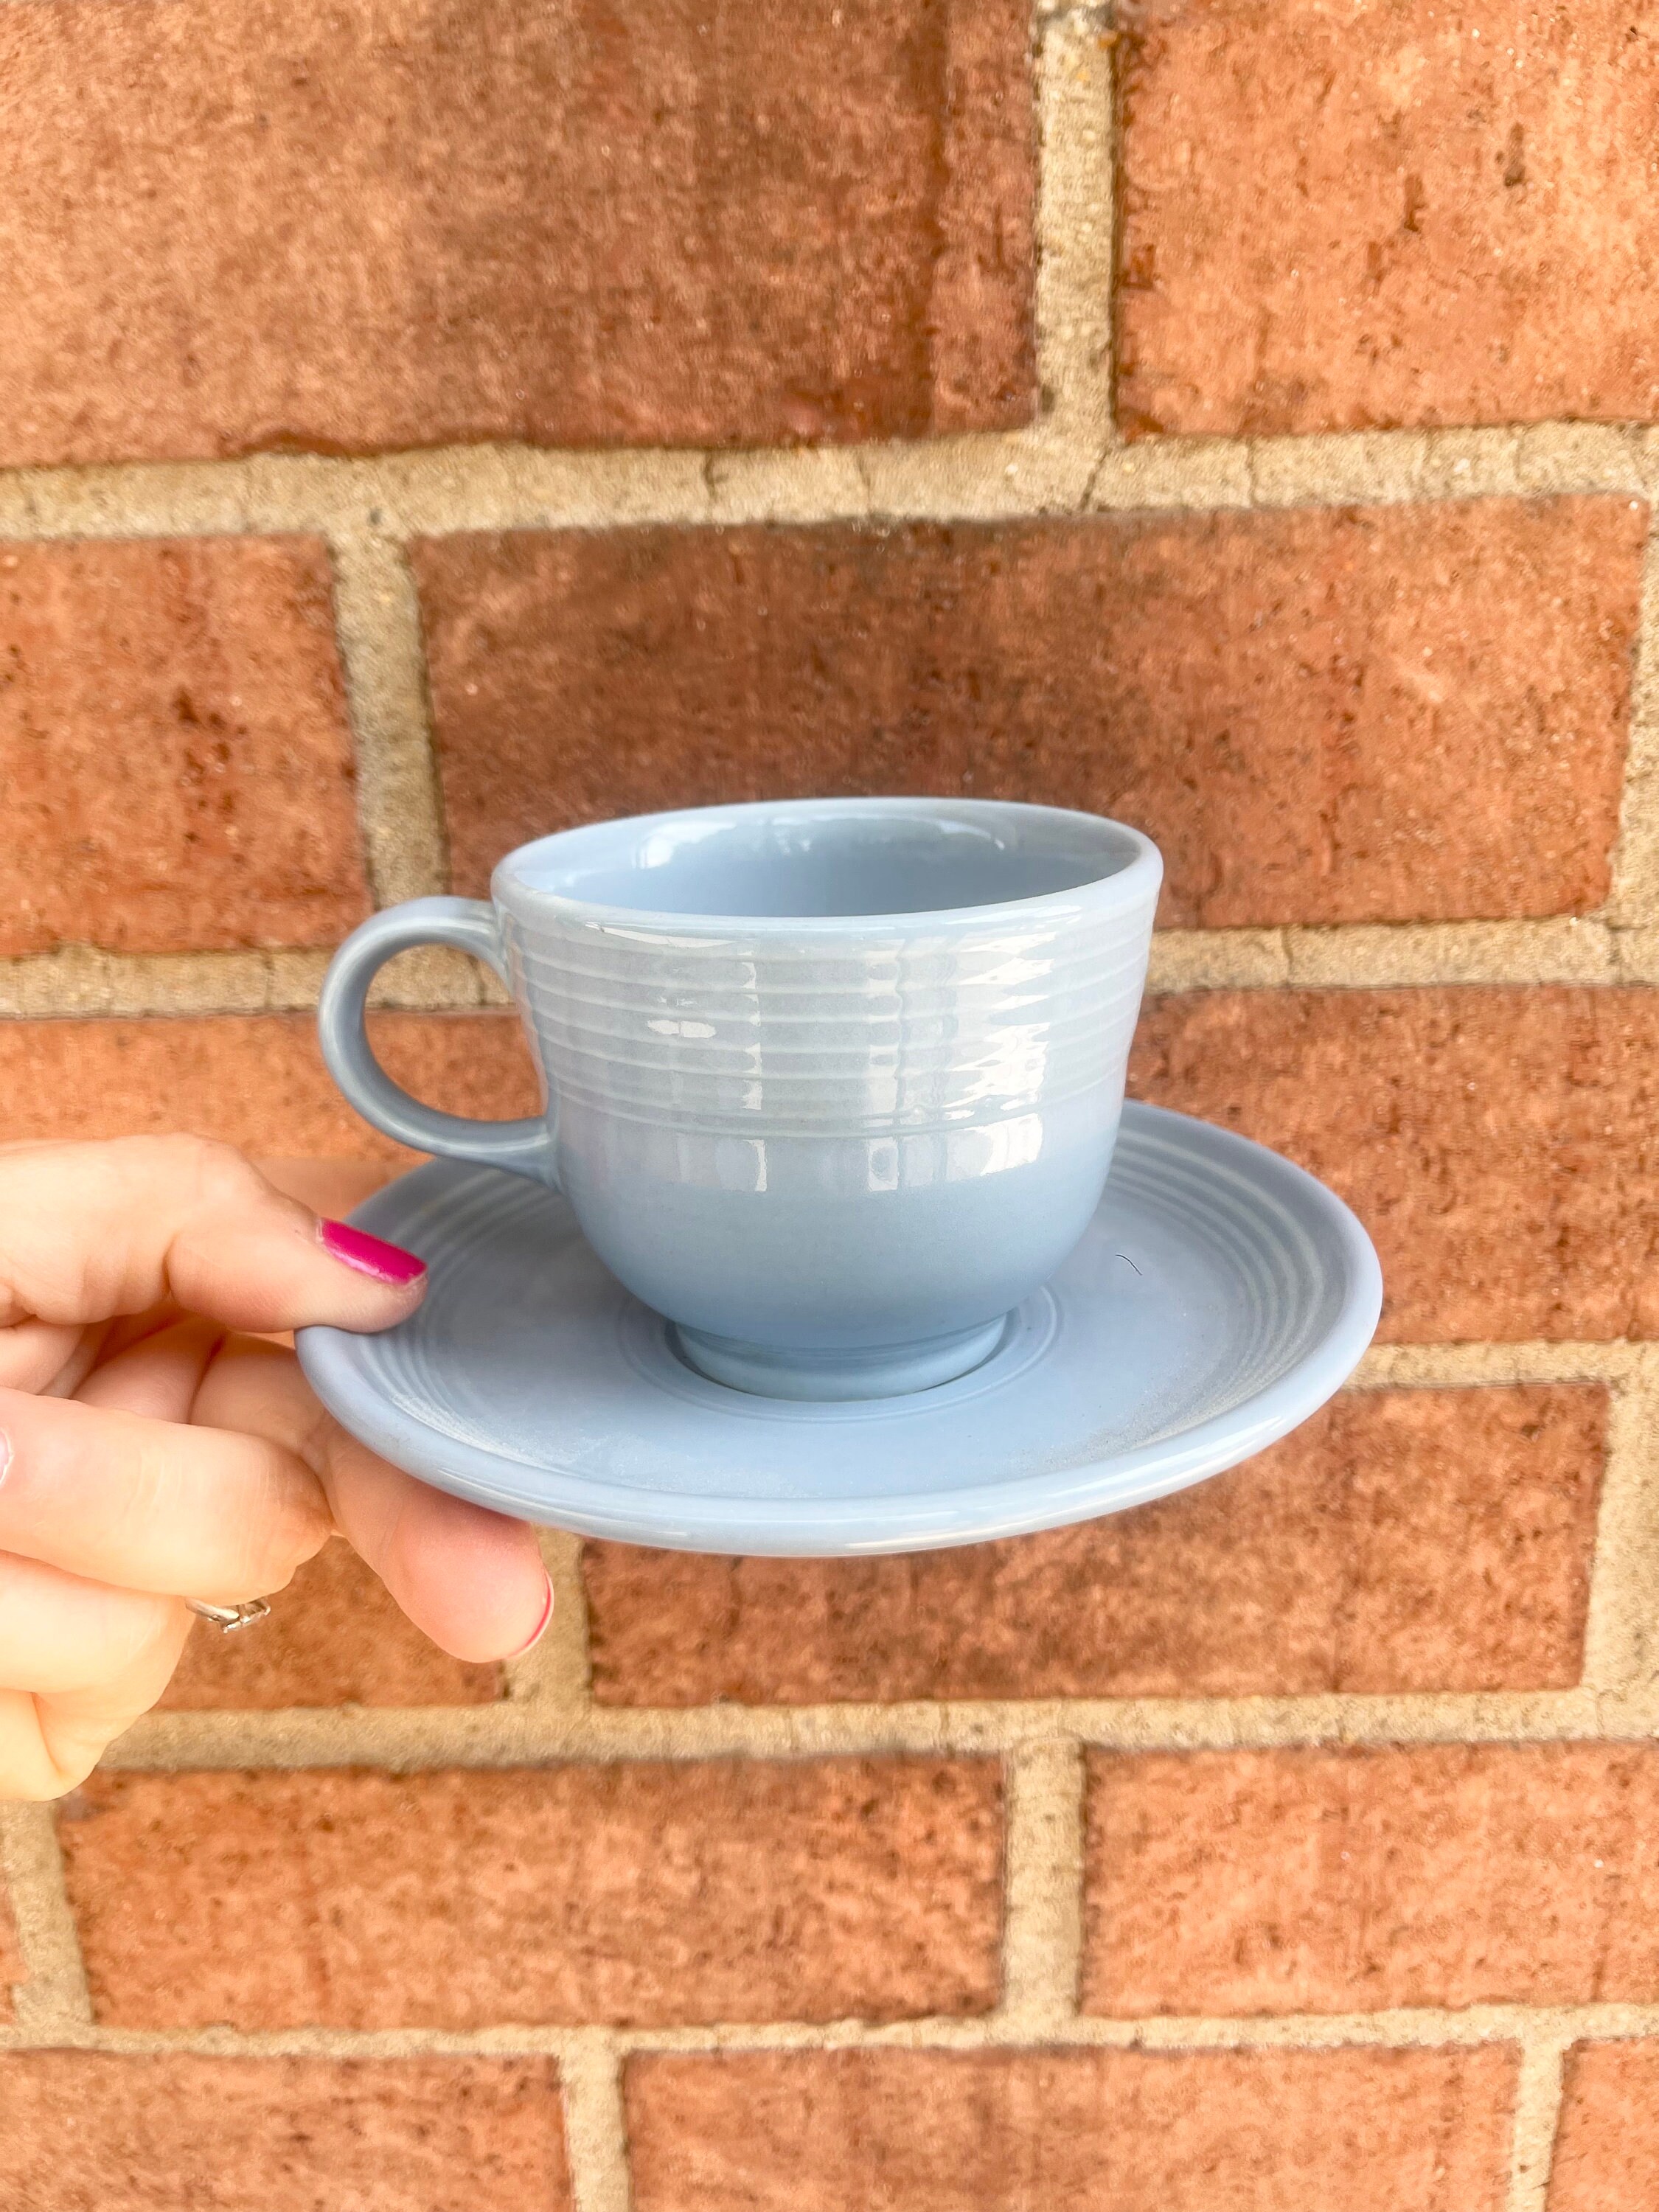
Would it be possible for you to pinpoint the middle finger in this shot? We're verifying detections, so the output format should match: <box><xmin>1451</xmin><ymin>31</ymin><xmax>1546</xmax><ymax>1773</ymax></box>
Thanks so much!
<box><xmin>196</xmin><ymin>1336</ymin><xmax>551</xmax><ymax>1660</ymax></box>
<box><xmin>0</xmin><ymin>1383</ymin><xmax>333</xmax><ymax>1601</ymax></box>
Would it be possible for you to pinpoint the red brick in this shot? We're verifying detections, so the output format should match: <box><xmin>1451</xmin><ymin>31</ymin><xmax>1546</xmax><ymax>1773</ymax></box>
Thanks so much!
<box><xmin>1116</xmin><ymin>0</ymin><xmax>1659</xmax><ymax>437</ymax></box>
<box><xmin>0</xmin><ymin>1012</ymin><xmax>536</xmax><ymax>1158</ymax></box>
<box><xmin>0</xmin><ymin>0</ymin><xmax>1032</xmax><ymax>467</ymax></box>
<box><xmin>1085</xmin><ymin>1743</ymin><xmax>1659</xmax><ymax>2017</ymax></box>
<box><xmin>625</xmin><ymin>2046</ymin><xmax>1515</xmax><ymax>2212</ymax></box>
<box><xmin>159</xmin><ymin>1540</ymin><xmax>501</xmax><ymax>1710</ymax></box>
<box><xmin>586</xmin><ymin>1385</ymin><xmax>1604</xmax><ymax>1704</ymax></box>
<box><xmin>415</xmin><ymin>501</ymin><xmax>1639</xmax><ymax>928</ymax></box>
<box><xmin>0</xmin><ymin>1885</ymin><xmax>20</xmax><ymax>2023</ymax></box>
<box><xmin>60</xmin><ymin>1761</ymin><xmax>1001</xmax><ymax>2028</ymax></box>
<box><xmin>0</xmin><ymin>539</ymin><xmax>364</xmax><ymax>955</ymax></box>
<box><xmin>0</xmin><ymin>2053</ymin><xmax>570</xmax><ymax>2212</ymax></box>
<box><xmin>1133</xmin><ymin>986</ymin><xmax>1659</xmax><ymax>1341</ymax></box>
<box><xmin>1548</xmin><ymin>2041</ymin><xmax>1659</xmax><ymax>2211</ymax></box>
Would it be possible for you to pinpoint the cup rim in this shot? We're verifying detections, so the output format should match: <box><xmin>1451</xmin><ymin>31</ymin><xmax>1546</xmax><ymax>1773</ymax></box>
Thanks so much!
<box><xmin>491</xmin><ymin>796</ymin><xmax>1164</xmax><ymax>934</ymax></box>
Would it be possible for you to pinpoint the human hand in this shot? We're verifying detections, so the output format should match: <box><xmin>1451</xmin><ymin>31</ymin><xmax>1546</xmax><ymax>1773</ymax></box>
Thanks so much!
<box><xmin>0</xmin><ymin>1136</ymin><xmax>552</xmax><ymax>1798</ymax></box>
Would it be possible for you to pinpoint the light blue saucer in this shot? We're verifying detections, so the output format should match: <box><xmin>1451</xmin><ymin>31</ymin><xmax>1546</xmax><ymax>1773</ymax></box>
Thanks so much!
<box><xmin>296</xmin><ymin>1103</ymin><xmax>1382</xmax><ymax>1556</ymax></box>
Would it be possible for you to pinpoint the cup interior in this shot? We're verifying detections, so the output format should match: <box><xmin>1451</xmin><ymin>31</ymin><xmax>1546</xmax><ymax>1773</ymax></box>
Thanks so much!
<box><xmin>504</xmin><ymin>800</ymin><xmax>1151</xmax><ymax>921</ymax></box>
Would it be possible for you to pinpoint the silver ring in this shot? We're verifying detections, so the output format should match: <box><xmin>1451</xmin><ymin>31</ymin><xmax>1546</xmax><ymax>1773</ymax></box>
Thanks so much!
<box><xmin>187</xmin><ymin>1597</ymin><xmax>271</xmax><ymax>1633</ymax></box>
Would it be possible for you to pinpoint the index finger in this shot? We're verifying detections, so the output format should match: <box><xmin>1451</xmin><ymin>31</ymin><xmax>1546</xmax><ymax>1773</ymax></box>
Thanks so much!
<box><xmin>0</xmin><ymin>1135</ymin><xmax>427</xmax><ymax>1336</ymax></box>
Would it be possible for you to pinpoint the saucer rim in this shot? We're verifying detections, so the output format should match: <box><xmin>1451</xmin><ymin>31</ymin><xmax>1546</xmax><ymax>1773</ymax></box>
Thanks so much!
<box><xmin>297</xmin><ymin>1102</ymin><xmax>1382</xmax><ymax>1556</ymax></box>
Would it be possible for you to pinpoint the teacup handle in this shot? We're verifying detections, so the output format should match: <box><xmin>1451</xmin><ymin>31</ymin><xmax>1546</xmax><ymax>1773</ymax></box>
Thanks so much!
<box><xmin>317</xmin><ymin>898</ymin><xmax>558</xmax><ymax>1186</ymax></box>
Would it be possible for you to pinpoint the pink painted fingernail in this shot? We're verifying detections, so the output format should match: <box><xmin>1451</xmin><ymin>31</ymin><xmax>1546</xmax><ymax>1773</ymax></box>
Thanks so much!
<box><xmin>319</xmin><ymin>1219</ymin><xmax>427</xmax><ymax>1287</ymax></box>
<box><xmin>511</xmin><ymin>1571</ymin><xmax>556</xmax><ymax>1658</ymax></box>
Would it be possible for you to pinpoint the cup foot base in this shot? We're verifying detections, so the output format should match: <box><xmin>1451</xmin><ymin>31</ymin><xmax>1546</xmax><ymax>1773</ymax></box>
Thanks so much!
<box><xmin>670</xmin><ymin>1315</ymin><xmax>1012</xmax><ymax>1402</ymax></box>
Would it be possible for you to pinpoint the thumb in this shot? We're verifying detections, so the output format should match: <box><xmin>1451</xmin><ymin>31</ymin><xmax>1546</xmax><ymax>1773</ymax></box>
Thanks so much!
<box><xmin>0</xmin><ymin>1135</ymin><xmax>426</xmax><ymax>1336</ymax></box>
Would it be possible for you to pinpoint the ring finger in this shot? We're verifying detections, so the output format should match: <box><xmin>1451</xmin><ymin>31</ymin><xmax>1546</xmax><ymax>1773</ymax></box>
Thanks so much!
<box><xmin>0</xmin><ymin>1548</ymin><xmax>187</xmax><ymax>1694</ymax></box>
<box><xmin>0</xmin><ymin>1552</ymin><xmax>189</xmax><ymax>1799</ymax></box>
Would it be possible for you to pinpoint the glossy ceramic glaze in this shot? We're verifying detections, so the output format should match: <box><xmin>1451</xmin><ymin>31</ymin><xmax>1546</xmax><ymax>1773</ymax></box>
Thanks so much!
<box><xmin>318</xmin><ymin>799</ymin><xmax>1162</xmax><ymax>1398</ymax></box>
<box><xmin>296</xmin><ymin>1103</ymin><xmax>1384</xmax><ymax>1554</ymax></box>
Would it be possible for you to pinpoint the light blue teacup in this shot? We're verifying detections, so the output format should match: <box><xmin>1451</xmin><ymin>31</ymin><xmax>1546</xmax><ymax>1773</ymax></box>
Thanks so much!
<box><xmin>319</xmin><ymin>798</ymin><xmax>1162</xmax><ymax>1400</ymax></box>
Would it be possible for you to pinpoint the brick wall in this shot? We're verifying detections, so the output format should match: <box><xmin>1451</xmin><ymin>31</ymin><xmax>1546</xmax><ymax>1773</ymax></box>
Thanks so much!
<box><xmin>1</xmin><ymin>2</ymin><xmax>1658</xmax><ymax>2205</ymax></box>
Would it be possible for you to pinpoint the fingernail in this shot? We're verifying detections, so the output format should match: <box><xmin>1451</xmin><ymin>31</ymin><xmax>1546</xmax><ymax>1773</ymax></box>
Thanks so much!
<box><xmin>0</xmin><ymin>1432</ymin><xmax>10</xmax><ymax>1487</ymax></box>
<box><xmin>319</xmin><ymin>1219</ymin><xmax>427</xmax><ymax>1287</ymax></box>
<box><xmin>511</xmin><ymin>1570</ymin><xmax>556</xmax><ymax>1658</ymax></box>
